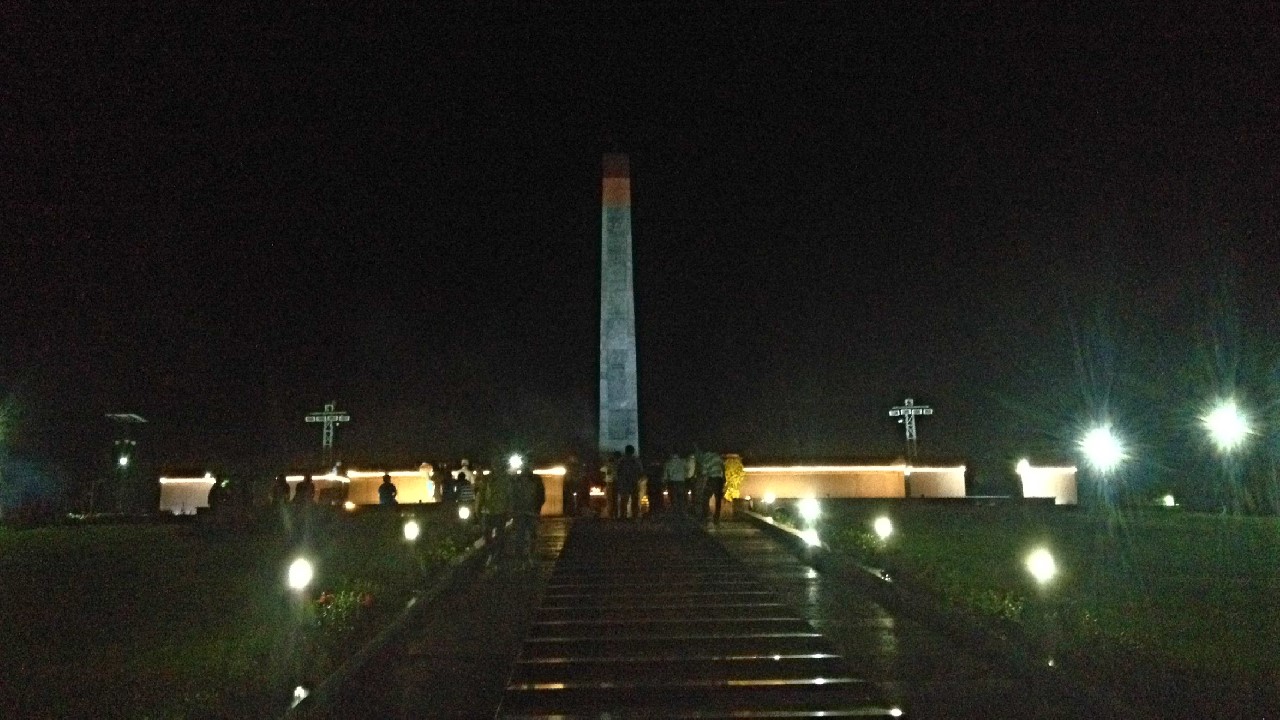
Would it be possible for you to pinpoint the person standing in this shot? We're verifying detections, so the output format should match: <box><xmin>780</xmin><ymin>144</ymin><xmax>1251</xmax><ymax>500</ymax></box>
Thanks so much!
<box><xmin>700</xmin><ymin>449</ymin><xmax>726</xmax><ymax>523</ymax></box>
<box><xmin>510</xmin><ymin>464</ymin><xmax>544</xmax><ymax>566</ymax></box>
<box><xmin>270</xmin><ymin>474</ymin><xmax>290</xmax><ymax>505</ymax></box>
<box><xmin>663</xmin><ymin>451</ymin><xmax>687</xmax><ymax>515</ymax></box>
<box><xmin>293</xmin><ymin>474</ymin><xmax>316</xmax><ymax>504</ymax></box>
<box><xmin>601</xmin><ymin>452</ymin><xmax>619</xmax><ymax>519</ymax></box>
<box><xmin>562</xmin><ymin>453</ymin><xmax>582</xmax><ymax>517</ymax></box>
<box><xmin>378</xmin><ymin>473</ymin><xmax>398</xmax><ymax>507</ymax></box>
<box><xmin>615</xmin><ymin>445</ymin><xmax>643</xmax><ymax>520</ymax></box>
<box><xmin>688</xmin><ymin>449</ymin><xmax>707</xmax><ymax>520</ymax></box>
<box><xmin>455</xmin><ymin>469</ymin><xmax>476</xmax><ymax>509</ymax></box>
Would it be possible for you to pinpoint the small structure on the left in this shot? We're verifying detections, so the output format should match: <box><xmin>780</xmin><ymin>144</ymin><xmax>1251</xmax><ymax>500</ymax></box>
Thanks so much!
<box><xmin>158</xmin><ymin>472</ymin><xmax>217</xmax><ymax>515</ymax></box>
<box><xmin>104</xmin><ymin>412</ymin><xmax>147</xmax><ymax>513</ymax></box>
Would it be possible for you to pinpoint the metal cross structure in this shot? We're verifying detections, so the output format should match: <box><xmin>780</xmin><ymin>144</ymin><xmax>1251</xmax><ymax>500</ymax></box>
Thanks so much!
<box><xmin>305</xmin><ymin>402</ymin><xmax>350</xmax><ymax>464</ymax></box>
<box><xmin>889</xmin><ymin>397</ymin><xmax>933</xmax><ymax>461</ymax></box>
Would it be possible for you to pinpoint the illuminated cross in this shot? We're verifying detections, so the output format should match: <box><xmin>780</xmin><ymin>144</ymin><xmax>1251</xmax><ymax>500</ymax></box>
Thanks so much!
<box><xmin>305</xmin><ymin>402</ymin><xmax>350</xmax><ymax>464</ymax></box>
<box><xmin>889</xmin><ymin>397</ymin><xmax>933</xmax><ymax>460</ymax></box>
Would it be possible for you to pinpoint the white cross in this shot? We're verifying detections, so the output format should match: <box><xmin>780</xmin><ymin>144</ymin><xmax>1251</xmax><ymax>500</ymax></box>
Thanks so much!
<box><xmin>889</xmin><ymin>397</ymin><xmax>933</xmax><ymax>460</ymax></box>
<box><xmin>305</xmin><ymin>402</ymin><xmax>350</xmax><ymax>461</ymax></box>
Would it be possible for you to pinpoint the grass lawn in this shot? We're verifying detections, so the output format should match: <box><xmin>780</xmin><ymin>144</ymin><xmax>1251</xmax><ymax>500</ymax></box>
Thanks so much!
<box><xmin>0</xmin><ymin>506</ymin><xmax>477</xmax><ymax>719</ymax></box>
<box><xmin>815</xmin><ymin>502</ymin><xmax>1280</xmax><ymax>694</ymax></box>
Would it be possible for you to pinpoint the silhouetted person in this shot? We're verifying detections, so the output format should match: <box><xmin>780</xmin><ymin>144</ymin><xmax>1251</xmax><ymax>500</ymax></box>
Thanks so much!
<box><xmin>664</xmin><ymin>451</ymin><xmax>687</xmax><ymax>515</ymax></box>
<box><xmin>700</xmin><ymin>449</ymin><xmax>726</xmax><ymax>523</ymax></box>
<box><xmin>293</xmin><ymin>474</ymin><xmax>315</xmax><ymax>504</ymax></box>
<box><xmin>270</xmin><ymin>474</ymin><xmax>290</xmax><ymax>505</ymax></box>
<box><xmin>616</xmin><ymin>445</ymin><xmax>642</xmax><ymax>520</ymax></box>
<box><xmin>206</xmin><ymin>478</ymin><xmax>227</xmax><ymax>513</ymax></box>
<box><xmin>511</xmin><ymin>464</ymin><xmax>544</xmax><ymax>565</ymax></box>
<box><xmin>378</xmin><ymin>473</ymin><xmax>398</xmax><ymax>506</ymax></box>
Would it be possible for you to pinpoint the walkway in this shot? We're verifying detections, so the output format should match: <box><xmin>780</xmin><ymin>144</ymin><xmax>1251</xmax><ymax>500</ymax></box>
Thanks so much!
<box><xmin>330</xmin><ymin>514</ymin><xmax>1100</xmax><ymax>718</ymax></box>
<box><xmin>496</xmin><ymin>517</ymin><xmax>900</xmax><ymax>718</ymax></box>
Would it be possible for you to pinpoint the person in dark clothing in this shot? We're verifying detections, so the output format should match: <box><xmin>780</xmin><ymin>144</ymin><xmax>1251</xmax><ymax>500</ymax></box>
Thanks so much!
<box><xmin>293</xmin><ymin>475</ymin><xmax>315</xmax><ymax>504</ymax></box>
<box><xmin>511</xmin><ymin>465</ymin><xmax>544</xmax><ymax>565</ymax></box>
<box><xmin>615</xmin><ymin>445</ymin><xmax>643</xmax><ymax>520</ymax></box>
<box><xmin>378</xmin><ymin>473</ymin><xmax>398</xmax><ymax>506</ymax></box>
<box><xmin>270</xmin><ymin>474</ymin><xmax>290</xmax><ymax>505</ymax></box>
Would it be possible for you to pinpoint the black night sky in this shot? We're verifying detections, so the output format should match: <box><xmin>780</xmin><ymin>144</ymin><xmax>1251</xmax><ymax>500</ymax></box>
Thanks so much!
<box><xmin>4</xmin><ymin>5</ymin><xmax>1278</xmax><ymax>491</ymax></box>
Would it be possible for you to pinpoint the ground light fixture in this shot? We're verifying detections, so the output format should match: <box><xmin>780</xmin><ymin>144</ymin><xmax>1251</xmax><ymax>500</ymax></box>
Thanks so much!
<box><xmin>1162</xmin><ymin>494</ymin><xmax>1176</xmax><ymax>507</ymax></box>
<box><xmin>1202</xmin><ymin>399</ymin><xmax>1251</xmax><ymax>453</ymax></box>
<box><xmin>457</xmin><ymin>505</ymin><xmax>472</xmax><ymax>521</ymax></box>
<box><xmin>1079</xmin><ymin>425</ymin><xmax>1125</xmax><ymax>474</ymax></box>
<box><xmin>1026</xmin><ymin>548</ymin><xmax>1057</xmax><ymax>585</ymax></box>
<box><xmin>403</xmin><ymin>519</ymin><xmax>421</xmax><ymax>541</ymax></box>
<box><xmin>287</xmin><ymin>558</ymin><xmax>314</xmax><ymax>591</ymax></box>
<box><xmin>873</xmin><ymin>516</ymin><xmax>894</xmax><ymax>541</ymax></box>
<box><xmin>798</xmin><ymin>498</ymin><xmax>821</xmax><ymax>524</ymax></box>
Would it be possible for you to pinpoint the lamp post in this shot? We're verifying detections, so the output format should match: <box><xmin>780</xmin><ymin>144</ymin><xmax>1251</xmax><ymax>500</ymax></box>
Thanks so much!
<box><xmin>1026</xmin><ymin>547</ymin><xmax>1060</xmax><ymax>666</ymax></box>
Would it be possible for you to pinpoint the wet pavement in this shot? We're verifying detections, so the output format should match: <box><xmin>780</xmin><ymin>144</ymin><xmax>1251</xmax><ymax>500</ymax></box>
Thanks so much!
<box><xmin>328</xmin><ymin>514</ymin><xmax>1106</xmax><ymax>719</ymax></box>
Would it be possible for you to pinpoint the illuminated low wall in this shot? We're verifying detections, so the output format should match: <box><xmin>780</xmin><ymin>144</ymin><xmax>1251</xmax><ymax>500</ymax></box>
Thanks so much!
<box><xmin>158</xmin><ymin>477</ymin><xmax>216</xmax><ymax>515</ymax></box>
<box><xmin>741</xmin><ymin>464</ymin><xmax>966</xmax><ymax>500</ymax></box>
<box><xmin>1016</xmin><ymin>463</ymin><xmax>1078</xmax><ymax>505</ymax></box>
<box><xmin>287</xmin><ymin>468</ymin><xmax>437</xmax><ymax>505</ymax></box>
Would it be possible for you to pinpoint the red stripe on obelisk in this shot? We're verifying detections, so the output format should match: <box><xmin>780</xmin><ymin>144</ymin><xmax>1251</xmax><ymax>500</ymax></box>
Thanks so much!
<box><xmin>602</xmin><ymin>153</ymin><xmax>630</xmax><ymax>208</ymax></box>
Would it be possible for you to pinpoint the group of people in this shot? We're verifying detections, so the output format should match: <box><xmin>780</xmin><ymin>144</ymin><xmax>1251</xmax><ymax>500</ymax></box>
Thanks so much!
<box><xmin>597</xmin><ymin>445</ymin><xmax>728</xmax><ymax>523</ymax></box>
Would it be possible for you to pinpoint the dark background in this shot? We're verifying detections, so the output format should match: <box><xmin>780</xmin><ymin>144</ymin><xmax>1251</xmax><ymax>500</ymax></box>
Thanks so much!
<box><xmin>3</xmin><ymin>5</ymin><xmax>1278</xmax><ymax>500</ymax></box>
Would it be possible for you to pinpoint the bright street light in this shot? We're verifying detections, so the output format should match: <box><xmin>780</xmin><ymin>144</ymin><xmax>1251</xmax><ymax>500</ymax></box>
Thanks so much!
<box><xmin>1026</xmin><ymin>548</ymin><xmax>1057</xmax><ymax>585</ymax></box>
<box><xmin>1079</xmin><ymin>425</ymin><xmax>1125</xmax><ymax>473</ymax></box>
<box><xmin>873</xmin><ymin>516</ymin><xmax>894</xmax><ymax>541</ymax></box>
<box><xmin>403</xmin><ymin>519</ymin><xmax>421</xmax><ymax>541</ymax></box>
<box><xmin>1202</xmin><ymin>399</ymin><xmax>1251</xmax><ymax>453</ymax></box>
<box><xmin>798</xmin><ymin>498</ymin><xmax>821</xmax><ymax>524</ymax></box>
<box><xmin>508</xmin><ymin>454</ymin><xmax>524</xmax><ymax>473</ymax></box>
<box><xmin>287</xmin><ymin>558</ymin><xmax>314</xmax><ymax>591</ymax></box>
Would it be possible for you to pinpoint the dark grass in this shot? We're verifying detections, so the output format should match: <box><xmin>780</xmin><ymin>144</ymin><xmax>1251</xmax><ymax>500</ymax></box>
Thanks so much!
<box><xmin>0</xmin><ymin>506</ymin><xmax>477</xmax><ymax>719</ymax></box>
<box><xmin>814</xmin><ymin>501</ymin><xmax>1280</xmax><ymax>711</ymax></box>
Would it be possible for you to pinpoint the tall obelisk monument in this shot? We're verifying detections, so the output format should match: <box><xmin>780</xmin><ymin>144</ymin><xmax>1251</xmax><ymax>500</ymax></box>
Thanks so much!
<box><xmin>598</xmin><ymin>153</ymin><xmax>640</xmax><ymax>454</ymax></box>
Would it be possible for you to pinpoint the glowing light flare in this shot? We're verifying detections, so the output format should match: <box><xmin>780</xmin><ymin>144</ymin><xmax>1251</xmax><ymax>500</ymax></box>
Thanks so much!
<box><xmin>117</xmin><ymin>455</ymin><xmax>129</xmax><ymax>467</ymax></box>
<box><xmin>798</xmin><ymin>498</ymin><xmax>821</xmax><ymax>523</ymax></box>
<box><xmin>890</xmin><ymin>708</ymin><xmax>904</xmax><ymax>718</ymax></box>
<box><xmin>1026</xmin><ymin>548</ymin><xmax>1057</xmax><ymax>585</ymax></box>
<box><xmin>1162</xmin><ymin>494</ymin><xmax>1176</xmax><ymax>507</ymax></box>
<box><xmin>343</xmin><ymin>501</ymin><xmax>357</xmax><ymax>511</ymax></box>
<box><xmin>799</xmin><ymin>529</ymin><xmax>822</xmax><ymax>547</ymax></box>
<box><xmin>508</xmin><ymin>454</ymin><xmax>524</xmax><ymax>472</ymax></box>
<box><xmin>1079</xmin><ymin>426</ymin><xmax>1125</xmax><ymax>473</ymax></box>
<box><xmin>457</xmin><ymin>506</ymin><xmax>472</xmax><ymax>521</ymax></box>
<box><xmin>1016</xmin><ymin>458</ymin><xmax>1031</xmax><ymax>476</ymax></box>
<box><xmin>873</xmin><ymin>516</ymin><xmax>894</xmax><ymax>541</ymax></box>
<box><xmin>403</xmin><ymin>519</ymin><xmax>421</xmax><ymax>541</ymax></box>
<box><xmin>287</xmin><ymin>558</ymin><xmax>314</xmax><ymax>591</ymax></box>
<box><xmin>1202</xmin><ymin>399</ymin><xmax>1251</xmax><ymax>452</ymax></box>
<box><xmin>761</xmin><ymin>492</ymin><xmax>776</xmax><ymax>505</ymax></box>
<box><xmin>588</xmin><ymin>486</ymin><xmax>605</xmax><ymax>497</ymax></box>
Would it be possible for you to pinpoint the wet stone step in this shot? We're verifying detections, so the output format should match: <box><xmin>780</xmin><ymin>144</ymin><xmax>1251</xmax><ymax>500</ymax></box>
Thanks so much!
<box><xmin>537</xmin><ymin>602</ymin><xmax>792</xmax><ymax>622</ymax></box>
<box><xmin>499</xmin><ymin>681</ymin><xmax>892</xmax><ymax>717</ymax></box>
<box><xmin>510</xmin><ymin>654</ymin><xmax>859</xmax><ymax>684</ymax></box>
<box><xmin>525</xmin><ymin>617</ymin><xmax>819</xmax><ymax>640</ymax></box>
<box><xmin>520</xmin><ymin>632</ymin><xmax>837</xmax><ymax>660</ymax></box>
